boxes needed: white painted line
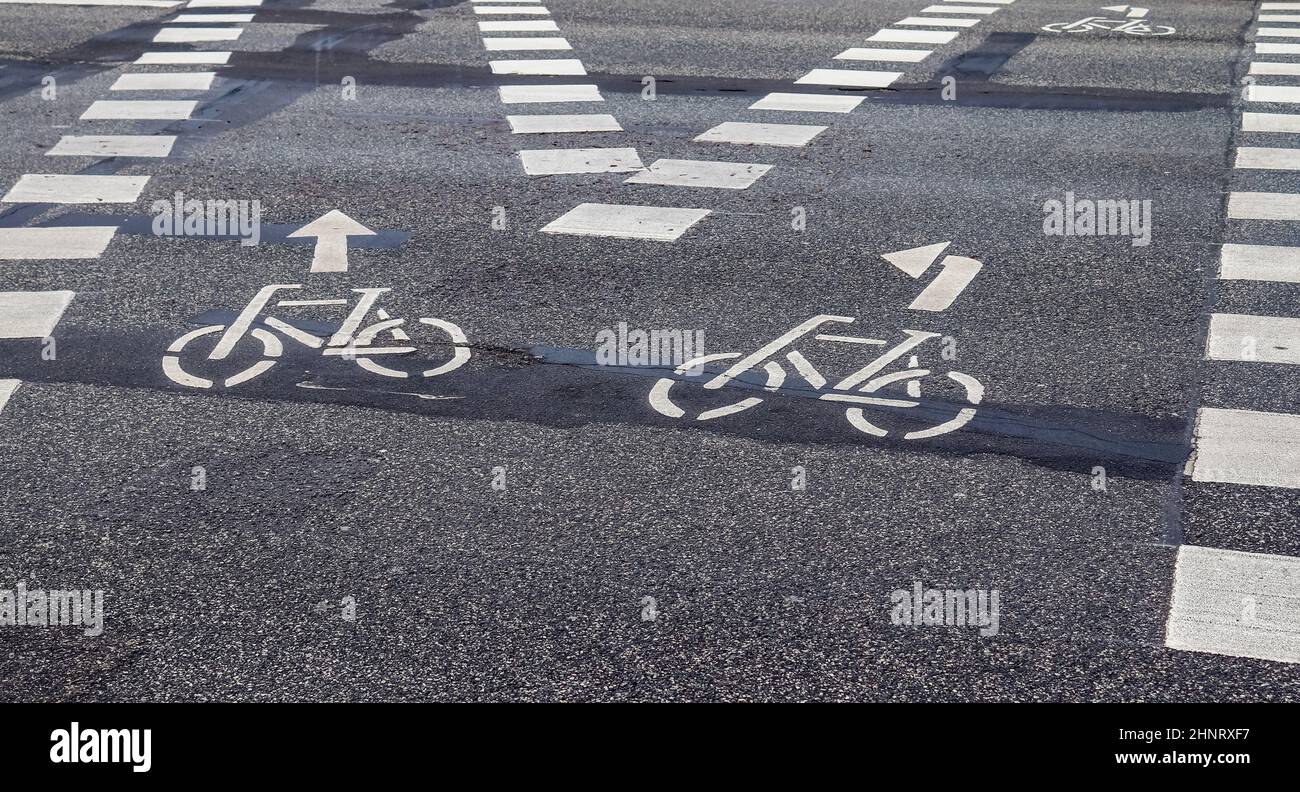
[519,147,643,175]
[942,0,1013,4]
[506,113,621,133]
[110,71,216,91]
[483,37,569,50]
[1190,407,1300,488]
[694,121,826,147]
[2,174,149,204]
[1227,191,1300,221]
[0,291,75,338]
[541,203,710,242]
[833,47,931,62]
[0,227,117,259]
[473,5,550,14]
[153,27,243,42]
[1206,313,1300,365]
[0,0,176,5]
[909,255,982,311]
[1235,146,1300,170]
[794,68,902,89]
[922,4,998,12]
[1250,61,1300,76]
[1243,111,1300,133]
[169,12,253,21]
[1261,14,1300,22]
[478,20,558,31]
[1258,27,1300,38]
[1220,243,1300,282]
[187,0,261,6]
[624,158,772,189]
[47,134,176,157]
[498,84,600,103]
[81,99,196,119]
[868,28,960,44]
[490,58,585,75]
[1264,2,1300,8]
[0,380,18,416]
[896,16,980,27]
[1166,545,1300,664]
[749,92,864,113]
[1256,42,1300,54]
[136,50,231,64]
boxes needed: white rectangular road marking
[1250,61,1300,75]
[188,0,261,5]
[1256,42,1300,54]
[0,0,176,4]
[694,121,826,147]
[922,4,998,12]
[0,291,75,338]
[1264,3,1300,9]
[483,37,569,50]
[478,20,558,31]
[498,84,601,103]
[81,100,196,119]
[541,203,710,242]
[490,58,585,75]
[1227,191,1300,220]
[47,135,176,157]
[1257,28,1300,38]
[1235,146,1300,170]
[0,227,117,259]
[896,16,980,27]
[1243,112,1300,132]
[153,27,243,42]
[110,72,216,91]
[169,12,253,21]
[749,92,864,113]
[0,380,18,416]
[519,147,643,175]
[624,158,772,189]
[943,0,1014,4]
[507,113,620,133]
[1220,243,1300,282]
[834,47,932,62]
[136,51,231,64]
[1190,407,1300,488]
[474,6,550,14]
[868,28,960,44]
[1262,14,1300,21]
[1166,545,1300,664]
[1206,313,1300,365]
[794,68,901,89]
[2,175,149,204]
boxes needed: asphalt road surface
[2,0,1299,702]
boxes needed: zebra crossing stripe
[483,37,570,50]
[153,27,243,42]
[1189,407,1300,488]
[896,16,980,27]
[473,6,551,14]
[1256,42,1300,53]
[1250,61,1300,75]
[694,121,827,147]
[110,72,216,91]
[1206,313,1300,365]
[169,12,254,21]
[518,147,644,175]
[0,227,118,259]
[2,174,150,204]
[1235,146,1300,170]
[868,28,960,44]
[136,51,231,64]
[490,58,586,75]
[1166,544,1300,665]
[478,20,558,31]
[47,135,176,157]
[1261,15,1300,23]
[0,290,75,338]
[1228,191,1300,220]
[794,69,902,88]
[498,84,601,103]
[0,379,18,416]
[1242,111,1300,132]
[922,4,999,12]
[1219,243,1300,282]
[187,0,261,5]
[81,100,198,119]
[1257,28,1300,38]
[623,158,772,189]
[541,203,710,242]
[749,92,864,113]
[834,47,932,62]
[506,113,621,133]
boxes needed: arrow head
[881,241,950,279]
[288,209,375,239]
[1100,5,1129,11]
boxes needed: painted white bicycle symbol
[163,284,470,389]
[648,315,983,440]
[1042,17,1174,36]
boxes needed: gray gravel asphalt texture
[2,0,1298,701]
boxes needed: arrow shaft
[310,234,349,273]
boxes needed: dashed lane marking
[623,158,771,189]
[1249,61,1300,75]
[47,134,177,157]
[749,92,864,113]
[506,113,621,133]
[1166,545,1300,664]
[0,291,75,338]
[498,84,601,103]
[153,27,243,43]
[1220,243,1300,282]
[794,68,902,89]
[168,12,253,21]
[541,203,710,242]
[1235,145,1300,170]
[490,58,586,75]
[1189,407,1300,488]
[833,47,932,62]
[1256,42,1300,54]
[81,99,197,119]
[694,121,826,147]
[0,380,18,416]
[921,4,999,12]
[1,174,150,204]
[110,72,216,91]
[0,227,117,259]
[1227,190,1300,220]
[1206,313,1300,365]
[483,37,570,50]
[136,51,231,64]
[518,147,644,175]
[473,5,551,14]
[896,16,980,27]
[868,28,960,45]
[1243,111,1300,132]
[478,20,558,31]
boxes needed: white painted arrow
[881,241,982,312]
[288,210,375,273]
[882,241,950,278]
[1101,4,1148,16]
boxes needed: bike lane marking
[1,175,150,204]
[1219,243,1300,282]
[1165,545,1300,664]
[519,147,644,175]
[490,58,586,75]
[540,204,711,242]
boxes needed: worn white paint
[694,121,826,147]
[1227,191,1300,220]
[1190,407,1300,488]
[749,92,864,113]
[0,227,117,259]
[1206,313,1300,365]
[2,174,150,204]
[506,113,621,133]
[541,203,710,242]
[0,291,75,338]
[1219,243,1300,282]
[48,135,176,157]
[519,147,644,175]
[1235,146,1300,170]
[624,158,771,189]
